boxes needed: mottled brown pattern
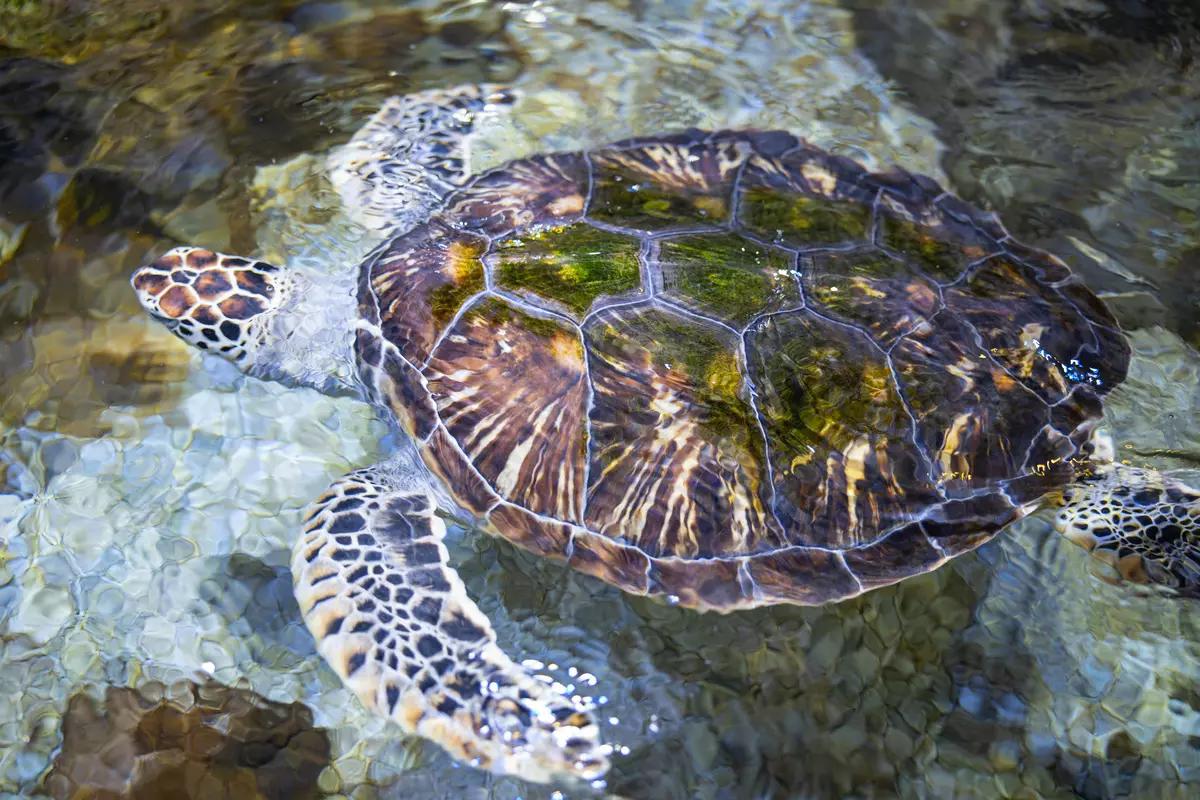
[132,270,169,295]
[587,138,750,230]
[1002,240,1073,283]
[426,300,588,523]
[1057,278,1131,386]
[583,305,779,558]
[234,269,274,298]
[369,220,489,365]
[444,154,589,236]
[875,191,1002,283]
[1019,426,1081,484]
[1050,386,1104,445]
[151,252,183,270]
[485,504,574,558]
[592,138,749,194]
[919,492,1021,556]
[192,304,220,325]
[185,249,217,268]
[194,269,233,298]
[218,295,266,320]
[1003,465,1075,507]
[158,285,196,318]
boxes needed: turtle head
[132,247,293,366]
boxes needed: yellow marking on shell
[494,400,557,497]
[550,331,583,363]
[446,240,484,282]
[992,368,1017,392]
[705,350,741,397]
[715,141,751,178]
[801,163,839,196]
[693,195,727,218]
[593,371,762,556]
[547,194,585,216]
[937,411,975,481]
[1011,322,1047,379]
[862,362,895,405]
[851,277,888,299]
[945,357,977,392]
[646,145,705,188]
[841,437,871,539]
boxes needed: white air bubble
[568,666,578,677]
[591,779,608,790]
[667,594,680,605]
[522,659,545,670]
[609,716,620,725]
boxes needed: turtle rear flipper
[1056,465,1200,595]
[292,462,608,784]
[328,84,516,235]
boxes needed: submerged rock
[43,680,331,800]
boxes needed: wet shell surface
[355,129,1131,611]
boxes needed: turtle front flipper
[1056,465,1200,595]
[292,465,608,784]
[327,84,516,234]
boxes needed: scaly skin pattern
[131,246,292,365]
[292,468,608,783]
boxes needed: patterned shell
[353,130,1131,611]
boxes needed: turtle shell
[354,129,1131,611]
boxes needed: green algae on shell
[496,223,642,316]
[739,187,872,247]
[659,233,798,325]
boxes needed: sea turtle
[131,85,1200,785]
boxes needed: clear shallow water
[1,1,1199,798]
